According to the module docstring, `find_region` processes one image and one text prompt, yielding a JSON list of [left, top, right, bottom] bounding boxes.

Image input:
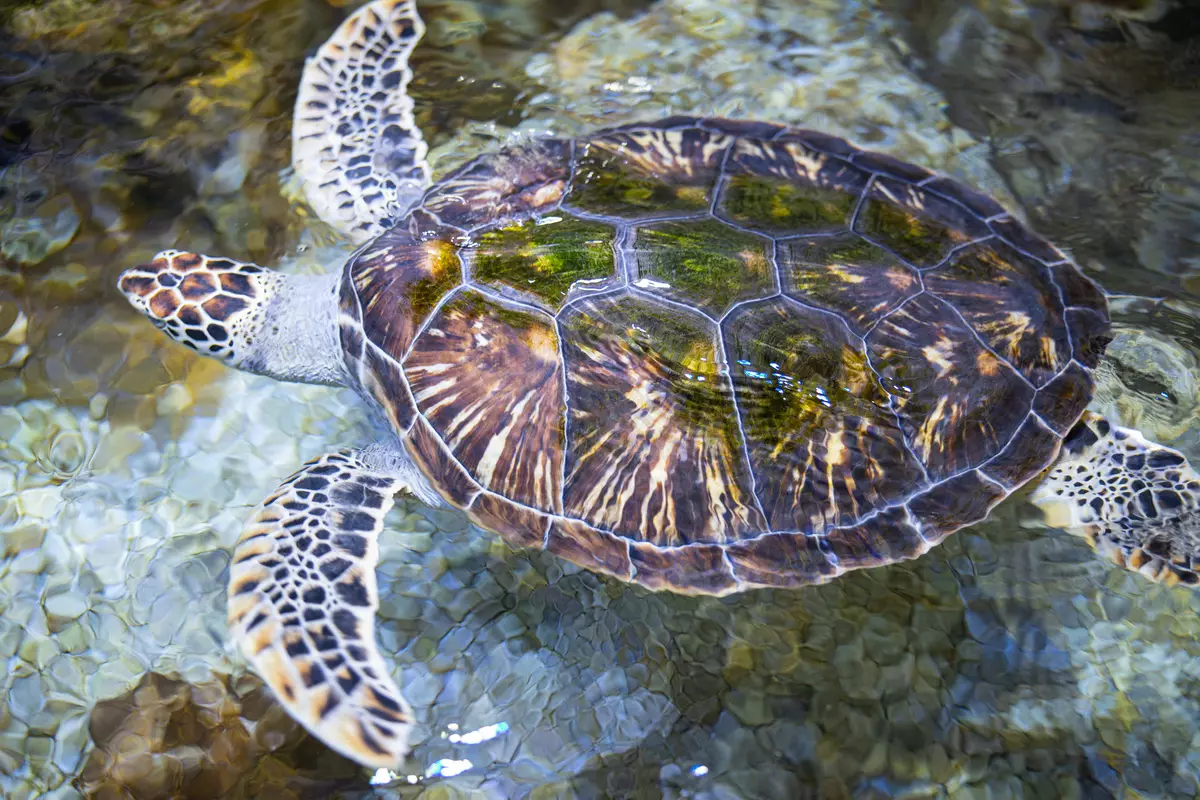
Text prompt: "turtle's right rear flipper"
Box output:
[[292, 0, 430, 243], [1030, 411, 1200, 587], [228, 450, 414, 768]]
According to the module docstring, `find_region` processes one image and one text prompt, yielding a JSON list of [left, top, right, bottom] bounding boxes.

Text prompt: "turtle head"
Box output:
[[119, 250, 345, 386], [118, 250, 281, 367]]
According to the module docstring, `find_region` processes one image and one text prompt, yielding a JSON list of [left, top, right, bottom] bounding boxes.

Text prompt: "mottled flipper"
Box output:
[[292, 0, 430, 242], [228, 451, 414, 767], [1031, 412, 1200, 586]]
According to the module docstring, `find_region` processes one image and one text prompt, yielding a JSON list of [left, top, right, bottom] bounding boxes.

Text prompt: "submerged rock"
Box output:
[[76, 671, 367, 800], [0, 164, 80, 268]]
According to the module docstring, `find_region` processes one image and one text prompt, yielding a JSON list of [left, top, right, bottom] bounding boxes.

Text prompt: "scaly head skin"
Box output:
[[118, 250, 281, 366], [119, 249, 346, 386]]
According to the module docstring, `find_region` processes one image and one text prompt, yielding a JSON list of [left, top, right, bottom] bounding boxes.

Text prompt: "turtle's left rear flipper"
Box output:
[[292, 0, 430, 242], [1031, 411, 1200, 587], [228, 450, 413, 768]]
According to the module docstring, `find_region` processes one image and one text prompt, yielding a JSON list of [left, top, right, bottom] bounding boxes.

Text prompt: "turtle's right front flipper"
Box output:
[[228, 450, 413, 768], [1031, 411, 1200, 587], [292, 0, 430, 243]]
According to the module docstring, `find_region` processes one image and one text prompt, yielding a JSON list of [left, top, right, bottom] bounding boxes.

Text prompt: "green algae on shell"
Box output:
[[406, 240, 462, 320], [725, 299, 893, 449], [566, 149, 714, 217], [719, 174, 858, 235], [472, 215, 617, 309], [561, 295, 741, 438], [723, 298, 925, 530], [779, 234, 921, 335], [633, 219, 774, 317], [853, 195, 958, 268], [851, 179, 991, 270]]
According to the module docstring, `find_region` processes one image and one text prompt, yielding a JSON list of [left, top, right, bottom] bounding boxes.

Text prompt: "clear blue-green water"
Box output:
[[3, 0, 1200, 798]]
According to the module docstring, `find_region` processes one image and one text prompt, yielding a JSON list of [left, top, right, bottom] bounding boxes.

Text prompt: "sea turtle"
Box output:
[[118, 0, 1200, 770]]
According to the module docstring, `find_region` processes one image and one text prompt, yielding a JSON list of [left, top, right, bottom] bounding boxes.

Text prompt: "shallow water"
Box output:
[[3, 0, 1200, 798]]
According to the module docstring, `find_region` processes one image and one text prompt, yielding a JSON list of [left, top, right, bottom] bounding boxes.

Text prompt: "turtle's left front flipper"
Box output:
[[292, 0, 430, 243], [228, 450, 414, 768], [1031, 411, 1200, 587]]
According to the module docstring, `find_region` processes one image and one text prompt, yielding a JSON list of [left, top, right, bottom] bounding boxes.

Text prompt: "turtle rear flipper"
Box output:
[[1031, 411, 1200, 587], [293, 0, 430, 243], [228, 449, 415, 768]]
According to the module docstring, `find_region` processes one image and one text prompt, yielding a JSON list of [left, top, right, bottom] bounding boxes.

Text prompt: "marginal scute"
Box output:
[[404, 416, 480, 507], [925, 241, 1070, 386], [339, 269, 368, 351], [906, 470, 1008, 539], [824, 507, 926, 571], [1033, 360, 1096, 435], [773, 128, 858, 158], [545, 518, 632, 580], [981, 415, 1063, 488], [358, 344, 417, 433], [725, 298, 925, 532], [629, 542, 738, 595], [779, 234, 920, 336], [644, 115, 703, 129], [988, 216, 1067, 264], [560, 294, 765, 544], [1066, 308, 1112, 368], [720, 138, 868, 235], [920, 177, 1008, 219], [1052, 263, 1107, 314], [854, 178, 989, 268], [867, 293, 1034, 480], [467, 493, 548, 549], [725, 532, 838, 589], [471, 214, 619, 311], [566, 127, 731, 218], [632, 219, 774, 317], [699, 118, 785, 140], [405, 292, 564, 511], [850, 149, 933, 184]]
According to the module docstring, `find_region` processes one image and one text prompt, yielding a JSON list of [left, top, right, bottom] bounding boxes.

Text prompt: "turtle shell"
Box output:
[[337, 116, 1111, 596]]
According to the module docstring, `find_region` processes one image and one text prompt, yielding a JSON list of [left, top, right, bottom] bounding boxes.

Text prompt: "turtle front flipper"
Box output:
[[228, 449, 415, 768], [1031, 411, 1200, 587], [293, 0, 430, 243]]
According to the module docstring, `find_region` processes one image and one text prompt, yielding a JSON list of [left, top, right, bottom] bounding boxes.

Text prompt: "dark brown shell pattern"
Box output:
[[337, 117, 1111, 596]]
